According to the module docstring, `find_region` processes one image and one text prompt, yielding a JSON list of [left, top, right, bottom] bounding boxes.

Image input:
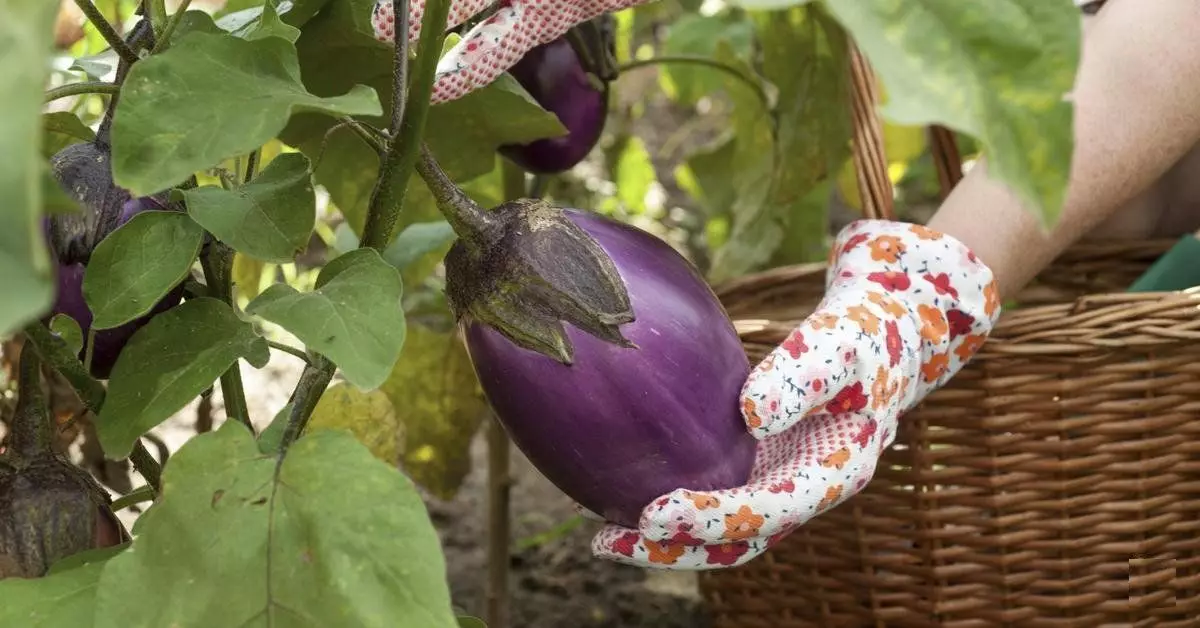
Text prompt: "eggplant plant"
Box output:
[[0, 0, 1080, 626]]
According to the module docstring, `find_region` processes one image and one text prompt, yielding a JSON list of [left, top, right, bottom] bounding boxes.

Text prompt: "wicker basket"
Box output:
[[697, 41, 1200, 627]]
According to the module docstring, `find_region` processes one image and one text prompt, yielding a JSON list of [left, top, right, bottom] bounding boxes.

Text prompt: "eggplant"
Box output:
[[443, 198, 757, 528], [497, 25, 611, 174], [44, 141, 184, 379], [1, 350, 126, 579]]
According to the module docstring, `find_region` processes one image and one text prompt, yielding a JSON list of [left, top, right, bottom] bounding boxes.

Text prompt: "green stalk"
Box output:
[[44, 82, 120, 103], [360, 0, 452, 250], [199, 243, 253, 432], [73, 0, 140, 65], [617, 55, 772, 109], [149, 0, 193, 55]]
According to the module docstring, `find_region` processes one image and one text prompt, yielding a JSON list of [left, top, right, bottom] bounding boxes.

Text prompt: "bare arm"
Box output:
[[927, 0, 1200, 298]]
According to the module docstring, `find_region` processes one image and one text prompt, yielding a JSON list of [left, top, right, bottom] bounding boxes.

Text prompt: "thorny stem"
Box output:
[[200, 242, 253, 432], [617, 55, 772, 110], [73, 0, 140, 65], [414, 144, 500, 251], [11, 345, 51, 459], [44, 82, 120, 103], [149, 0, 193, 55], [360, 0, 451, 250], [21, 323, 163, 493]]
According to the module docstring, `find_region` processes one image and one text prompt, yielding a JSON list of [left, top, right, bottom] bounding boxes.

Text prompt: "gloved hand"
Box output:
[[589, 219, 1003, 569], [371, 0, 646, 104]]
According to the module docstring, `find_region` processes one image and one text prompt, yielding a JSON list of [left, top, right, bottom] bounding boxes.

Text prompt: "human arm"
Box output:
[[929, 0, 1200, 298]]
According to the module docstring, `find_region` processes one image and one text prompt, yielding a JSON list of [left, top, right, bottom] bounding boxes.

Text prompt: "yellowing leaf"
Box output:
[[378, 323, 488, 500], [306, 382, 403, 465]]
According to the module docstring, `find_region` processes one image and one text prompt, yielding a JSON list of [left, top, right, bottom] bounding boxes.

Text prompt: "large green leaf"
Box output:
[[83, 210, 205, 330], [93, 422, 459, 628], [245, 247, 405, 390], [111, 30, 382, 196], [278, 2, 565, 234], [42, 112, 97, 159], [0, 0, 58, 336], [182, 152, 317, 263], [97, 298, 271, 458], [709, 7, 851, 281], [819, 0, 1079, 226], [378, 322, 489, 500], [0, 556, 105, 626], [659, 13, 756, 105]]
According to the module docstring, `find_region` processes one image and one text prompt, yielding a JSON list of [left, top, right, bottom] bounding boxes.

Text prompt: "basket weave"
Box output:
[[697, 38, 1200, 628]]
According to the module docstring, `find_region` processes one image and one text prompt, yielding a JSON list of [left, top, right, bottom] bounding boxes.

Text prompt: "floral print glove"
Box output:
[[371, 0, 647, 104], [590, 219, 1002, 569]]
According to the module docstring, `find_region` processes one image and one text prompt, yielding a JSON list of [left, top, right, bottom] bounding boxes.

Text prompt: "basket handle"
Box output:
[[847, 41, 962, 220]]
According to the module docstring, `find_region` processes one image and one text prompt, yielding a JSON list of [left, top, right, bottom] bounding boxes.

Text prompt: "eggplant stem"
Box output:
[[415, 143, 500, 249], [267, 340, 312, 366], [149, 0, 193, 55], [360, 0, 449, 250], [19, 323, 163, 494], [44, 82, 120, 103], [73, 0, 140, 65], [617, 54, 772, 110], [245, 148, 260, 183], [11, 344, 51, 459], [199, 242, 254, 433], [275, 354, 335, 460]]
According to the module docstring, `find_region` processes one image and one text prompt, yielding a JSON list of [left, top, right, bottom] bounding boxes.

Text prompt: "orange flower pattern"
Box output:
[[591, 219, 1000, 570]]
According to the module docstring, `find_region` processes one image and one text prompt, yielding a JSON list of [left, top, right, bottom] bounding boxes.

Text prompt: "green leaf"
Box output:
[[111, 30, 382, 196], [611, 134, 657, 213], [220, 0, 302, 42], [82, 210, 205, 330], [97, 297, 270, 458], [659, 14, 755, 105], [710, 7, 852, 281], [245, 247, 405, 390], [279, 6, 564, 234], [182, 152, 316, 263], [378, 323, 489, 500], [217, 0, 331, 29], [256, 402, 293, 454], [42, 112, 97, 159], [93, 422, 459, 628], [0, 556, 104, 627], [0, 0, 58, 337], [819, 0, 1079, 225], [49, 313, 84, 356], [458, 617, 487, 628]]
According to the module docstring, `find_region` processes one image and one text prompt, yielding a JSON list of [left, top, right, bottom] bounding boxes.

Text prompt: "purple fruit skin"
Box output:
[[498, 38, 608, 175], [45, 200, 184, 379], [462, 209, 758, 528]]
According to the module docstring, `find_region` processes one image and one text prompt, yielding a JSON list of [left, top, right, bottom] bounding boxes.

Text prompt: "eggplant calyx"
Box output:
[[443, 199, 636, 365]]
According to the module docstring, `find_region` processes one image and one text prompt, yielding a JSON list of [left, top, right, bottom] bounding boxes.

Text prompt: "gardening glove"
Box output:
[[371, 0, 645, 104], [590, 219, 1003, 569]]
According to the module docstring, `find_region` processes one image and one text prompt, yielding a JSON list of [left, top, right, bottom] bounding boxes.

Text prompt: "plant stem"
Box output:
[[360, 0, 451, 250], [73, 0, 140, 65], [414, 144, 500, 249], [388, 0, 411, 135], [275, 354, 335, 458], [11, 344, 50, 459], [245, 148, 261, 183], [110, 484, 156, 511], [485, 158, 525, 628], [149, 0, 167, 38], [267, 340, 311, 365], [617, 55, 772, 109], [21, 322, 163, 493], [44, 82, 120, 103], [200, 242, 253, 432], [150, 0, 193, 55]]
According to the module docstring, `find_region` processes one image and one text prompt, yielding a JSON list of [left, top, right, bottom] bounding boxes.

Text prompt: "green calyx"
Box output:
[[442, 199, 636, 365]]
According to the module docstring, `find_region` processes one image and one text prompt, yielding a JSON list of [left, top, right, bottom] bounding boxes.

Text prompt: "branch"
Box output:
[[21, 322, 163, 493], [149, 0, 194, 55], [275, 354, 335, 458], [617, 55, 772, 110], [44, 82, 120, 103], [73, 0, 140, 65], [359, 0, 451, 250], [199, 242, 253, 432]]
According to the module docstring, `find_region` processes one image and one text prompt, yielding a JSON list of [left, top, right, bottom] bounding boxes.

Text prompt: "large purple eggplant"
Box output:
[[44, 141, 185, 379], [497, 24, 611, 174], [445, 201, 757, 528]]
